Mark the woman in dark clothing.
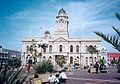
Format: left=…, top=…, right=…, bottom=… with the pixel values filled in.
left=95, top=62, right=99, bottom=74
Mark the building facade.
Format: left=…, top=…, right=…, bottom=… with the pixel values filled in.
left=0, top=46, right=21, bottom=65
left=108, top=53, right=120, bottom=62
left=22, top=8, right=102, bottom=67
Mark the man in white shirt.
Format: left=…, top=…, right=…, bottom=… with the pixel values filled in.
left=48, top=73, right=59, bottom=84
left=48, top=73, right=56, bottom=83
left=59, top=71, right=67, bottom=83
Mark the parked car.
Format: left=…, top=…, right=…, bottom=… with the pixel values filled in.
left=99, top=65, right=107, bottom=73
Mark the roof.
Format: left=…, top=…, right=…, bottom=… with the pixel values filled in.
left=108, top=53, right=120, bottom=58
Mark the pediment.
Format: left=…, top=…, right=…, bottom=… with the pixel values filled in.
left=54, top=37, right=68, bottom=42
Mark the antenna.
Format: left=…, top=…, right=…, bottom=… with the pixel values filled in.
left=39, top=27, right=43, bottom=42
left=82, top=25, right=85, bottom=37
left=91, top=25, right=94, bottom=36
left=30, top=24, right=31, bottom=37
left=40, top=27, right=42, bottom=37
left=45, top=25, right=48, bottom=31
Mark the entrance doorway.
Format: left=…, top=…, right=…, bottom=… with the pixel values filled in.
left=70, top=57, right=73, bottom=64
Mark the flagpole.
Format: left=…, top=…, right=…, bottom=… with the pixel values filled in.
left=30, top=24, right=31, bottom=37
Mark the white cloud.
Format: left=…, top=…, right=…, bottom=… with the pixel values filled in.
left=2, top=0, right=120, bottom=52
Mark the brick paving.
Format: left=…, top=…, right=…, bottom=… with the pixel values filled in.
left=65, top=69, right=120, bottom=84
left=21, top=66, right=120, bottom=84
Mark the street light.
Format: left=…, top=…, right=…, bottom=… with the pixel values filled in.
left=12, top=55, right=16, bottom=58
left=37, top=40, right=48, bottom=62
left=66, top=52, right=69, bottom=65
left=80, top=53, right=81, bottom=67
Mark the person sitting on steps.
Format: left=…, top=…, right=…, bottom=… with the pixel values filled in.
left=59, top=70, right=67, bottom=83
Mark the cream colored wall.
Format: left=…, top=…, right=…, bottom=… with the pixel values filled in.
left=22, top=37, right=101, bottom=67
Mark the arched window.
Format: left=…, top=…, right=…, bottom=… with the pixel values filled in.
left=43, top=56, right=46, bottom=60
left=59, top=45, right=62, bottom=52
left=49, top=56, right=52, bottom=62
left=94, top=45, right=96, bottom=48
left=70, top=57, right=73, bottom=64
left=86, top=57, right=88, bottom=66
left=70, top=45, right=73, bottom=52
left=94, top=57, right=96, bottom=62
left=43, top=48, right=46, bottom=52
left=76, top=45, right=79, bottom=52
left=26, top=45, right=29, bottom=54
left=49, top=45, right=52, bottom=53
left=89, top=57, right=93, bottom=66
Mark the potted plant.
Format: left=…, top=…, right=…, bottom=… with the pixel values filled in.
left=33, top=60, right=54, bottom=83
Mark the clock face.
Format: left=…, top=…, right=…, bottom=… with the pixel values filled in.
left=60, top=23, right=63, bottom=27
left=57, top=19, right=66, bottom=31
left=59, top=19, right=64, bottom=29
left=58, top=23, right=63, bottom=31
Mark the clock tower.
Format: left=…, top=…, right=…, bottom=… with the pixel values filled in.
left=54, top=8, right=69, bottom=38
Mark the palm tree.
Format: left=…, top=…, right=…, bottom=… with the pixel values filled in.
left=28, top=43, right=38, bottom=64
left=56, top=55, right=66, bottom=68
left=86, top=45, right=98, bottom=65
left=94, top=13, right=120, bottom=72
left=94, top=13, right=120, bottom=52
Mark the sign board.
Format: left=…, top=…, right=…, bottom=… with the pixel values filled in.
left=32, top=78, right=42, bottom=84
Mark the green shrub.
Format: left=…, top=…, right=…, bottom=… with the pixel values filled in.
left=99, top=59, right=105, bottom=65
left=34, top=60, right=54, bottom=74
left=9, top=58, right=21, bottom=68
left=0, top=64, right=26, bottom=84
left=56, top=55, right=66, bottom=67
left=111, top=60, right=117, bottom=64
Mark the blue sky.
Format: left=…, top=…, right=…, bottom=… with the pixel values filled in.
left=0, top=0, right=120, bottom=52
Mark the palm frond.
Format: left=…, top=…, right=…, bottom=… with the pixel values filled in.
left=9, top=68, right=22, bottom=84
left=34, top=60, right=54, bottom=74
left=112, top=26, right=120, bottom=37
left=94, top=31, right=120, bottom=52
left=116, top=13, right=120, bottom=21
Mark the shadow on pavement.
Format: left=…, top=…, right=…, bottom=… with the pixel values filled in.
left=113, top=76, right=120, bottom=80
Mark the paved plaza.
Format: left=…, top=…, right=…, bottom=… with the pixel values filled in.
left=21, top=66, right=120, bottom=84
left=65, top=68, right=120, bottom=84
left=21, top=65, right=120, bottom=84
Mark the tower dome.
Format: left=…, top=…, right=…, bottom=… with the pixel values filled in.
left=56, top=8, right=68, bottom=18
left=44, top=30, right=50, bottom=35
left=58, top=8, right=66, bottom=15
left=43, top=30, right=51, bottom=39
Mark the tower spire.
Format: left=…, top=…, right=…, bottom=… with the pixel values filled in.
left=55, top=8, right=69, bottom=38
left=62, top=4, right=63, bottom=8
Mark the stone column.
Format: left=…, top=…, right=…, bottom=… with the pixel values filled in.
left=53, top=55, right=56, bottom=65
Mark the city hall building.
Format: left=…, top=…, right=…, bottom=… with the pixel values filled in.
left=22, top=8, right=102, bottom=67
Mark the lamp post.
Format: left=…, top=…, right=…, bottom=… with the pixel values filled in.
left=97, top=50, right=101, bottom=63
left=80, top=53, right=81, bottom=68
left=67, top=52, right=69, bottom=65
left=37, top=40, right=48, bottom=62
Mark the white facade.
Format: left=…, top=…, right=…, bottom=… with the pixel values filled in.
left=22, top=8, right=102, bottom=67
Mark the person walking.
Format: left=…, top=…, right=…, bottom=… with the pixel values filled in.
left=27, top=64, right=30, bottom=73
left=67, top=63, right=71, bottom=71
left=94, top=62, right=99, bottom=74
